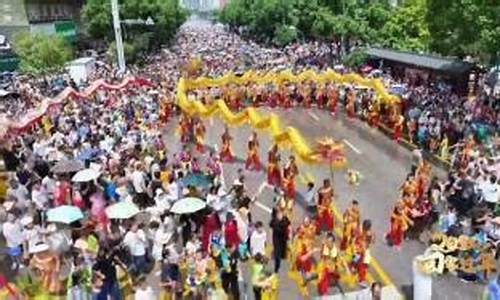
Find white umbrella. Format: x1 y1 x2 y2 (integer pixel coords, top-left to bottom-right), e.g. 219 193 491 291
72 168 100 182
170 197 206 214
105 201 140 219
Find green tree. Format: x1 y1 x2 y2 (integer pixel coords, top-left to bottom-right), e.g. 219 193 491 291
82 0 187 49
274 25 298 46
13 32 73 74
107 41 138 63
427 0 500 64
379 0 429 51
81 0 113 40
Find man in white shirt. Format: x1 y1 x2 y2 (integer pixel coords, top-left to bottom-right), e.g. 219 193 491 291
123 224 148 275
2 213 24 269
7 180 29 211
480 175 499 210
31 182 48 210
250 221 267 256
41 173 56 198
131 163 150 208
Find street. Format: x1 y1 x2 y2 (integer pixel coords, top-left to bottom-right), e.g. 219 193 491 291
162 106 482 299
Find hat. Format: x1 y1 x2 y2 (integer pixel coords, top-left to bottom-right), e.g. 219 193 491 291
20 216 33 226
29 243 49 254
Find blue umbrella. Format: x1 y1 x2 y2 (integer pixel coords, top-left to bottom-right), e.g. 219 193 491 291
47 205 84 224
181 173 212 188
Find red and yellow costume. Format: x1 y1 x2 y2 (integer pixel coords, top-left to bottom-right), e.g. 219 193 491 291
387 205 410 247
245 139 262 171
282 173 296 200
316 184 334 232
317 241 340 295
178 115 191 143
301 84 311 109
340 205 360 251
267 145 282 186
346 90 356 118
327 85 338 114
219 129 234 162
159 96 172 124
283 157 298 199
280 86 291 109
352 223 373 283
278 195 294 221
393 113 404 141
194 121 206 153
367 104 379 127
316 84 326 108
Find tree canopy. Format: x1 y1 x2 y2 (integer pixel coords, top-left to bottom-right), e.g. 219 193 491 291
219 0 500 65
13 32 73 74
82 0 187 61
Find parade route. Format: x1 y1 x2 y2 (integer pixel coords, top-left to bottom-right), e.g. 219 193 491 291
163 106 482 299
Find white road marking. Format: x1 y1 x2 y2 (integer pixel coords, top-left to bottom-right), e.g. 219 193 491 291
343 139 362 154
254 201 272 213
308 111 320 121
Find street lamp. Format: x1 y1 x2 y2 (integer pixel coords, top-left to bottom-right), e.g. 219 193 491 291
110 0 155 73
110 0 126 73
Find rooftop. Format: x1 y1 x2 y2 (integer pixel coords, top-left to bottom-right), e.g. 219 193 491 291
366 47 474 74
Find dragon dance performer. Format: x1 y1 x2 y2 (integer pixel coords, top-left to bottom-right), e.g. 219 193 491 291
178 114 192 144
292 232 317 296
219 127 234 162
245 132 262 171
159 95 173 124
340 200 360 251
352 219 374 284
267 144 282 187
366 103 380 127
317 233 341 296
327 84 338 115
393 111 405 142
280 85 292 109
283 155 298 200
300 83 311 109
346 88 356 119
386 202 412 250
251 84 262 107
193 119 206 153
316 179 335 232
277 189 294 221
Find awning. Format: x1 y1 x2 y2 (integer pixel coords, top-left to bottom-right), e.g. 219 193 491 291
366 47 474 74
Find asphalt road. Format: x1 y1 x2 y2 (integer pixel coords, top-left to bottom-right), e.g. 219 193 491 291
162 106 483 300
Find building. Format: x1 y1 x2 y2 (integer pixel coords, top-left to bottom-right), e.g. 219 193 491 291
0 0 83 40
365 47 476 94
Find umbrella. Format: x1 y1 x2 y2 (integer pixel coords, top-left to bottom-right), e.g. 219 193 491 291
181 173 212 188
51 160 84 174
170 197 206 214
72 168 100 182
105 201 140 219
46 205 84 224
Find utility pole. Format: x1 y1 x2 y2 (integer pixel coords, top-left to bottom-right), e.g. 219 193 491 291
111 0 126 73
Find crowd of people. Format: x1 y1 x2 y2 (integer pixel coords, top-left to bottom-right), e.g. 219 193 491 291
385 132 498 288
0 17 498 300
